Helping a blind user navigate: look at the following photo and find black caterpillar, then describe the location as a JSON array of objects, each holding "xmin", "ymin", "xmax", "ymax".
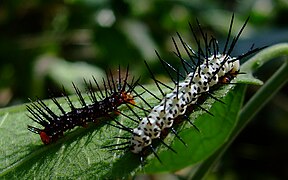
[{"xmin": 27, "ymin": 67, "xmax": 138, "ymax": 144}]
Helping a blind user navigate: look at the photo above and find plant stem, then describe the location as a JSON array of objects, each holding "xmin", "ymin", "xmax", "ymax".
[
  {"xmin": 241, "ymin": 43, "xmax": 288, "ymax": 73},
  {"xmin": 237, "ymin": 60, "xmax": 288, "ymax": 136}
]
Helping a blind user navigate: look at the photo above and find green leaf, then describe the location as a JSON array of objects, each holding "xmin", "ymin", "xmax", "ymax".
[{"xmin": 0, "ymin": 81, "xmax": 249, "ymax": 179}]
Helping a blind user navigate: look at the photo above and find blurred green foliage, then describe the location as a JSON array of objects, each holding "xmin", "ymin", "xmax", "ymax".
[
  {"xmin": 1, "ymin": 0, "xmax": 287, "ymax": 105},
  {"xmin": 0, "ymin": 0, "xmax": 287, "ymax": 179}
]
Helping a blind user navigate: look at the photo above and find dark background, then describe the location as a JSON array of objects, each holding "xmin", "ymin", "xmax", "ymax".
[{"xmin": 0, "ymin": 0, "xmax": 287, "ymax": 179}]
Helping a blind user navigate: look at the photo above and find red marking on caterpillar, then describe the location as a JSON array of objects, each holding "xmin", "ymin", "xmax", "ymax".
[
  {"xmin": 103, "ymin": 14, "xmax": 265, "ymax": 163},
  {"xmin": 27, "ymin": 67, "xmax": 138, "ymax": 145}
]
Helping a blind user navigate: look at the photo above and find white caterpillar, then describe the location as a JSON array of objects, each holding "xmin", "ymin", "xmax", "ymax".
[
  {"xmin": 105, "ymin": 15, "xmax": 263, "ymax": 160},
  {"xmin": 130, "ymin": 55, "xmax": 239, "ymax": 153}
]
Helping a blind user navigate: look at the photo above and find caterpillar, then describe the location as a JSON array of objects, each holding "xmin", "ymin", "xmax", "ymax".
[
  {"xmin": 104, "ymin": 14, "xmax": 264, "ymax": 163},
  {"xmin": 27, "ymin": 67, "xmax": 138, "ymax": 145}
]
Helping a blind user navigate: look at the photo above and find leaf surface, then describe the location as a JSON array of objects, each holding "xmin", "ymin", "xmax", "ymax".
[{"xmin": 0, "ymin": 73, "xmax": 255, "ymax": 179}]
